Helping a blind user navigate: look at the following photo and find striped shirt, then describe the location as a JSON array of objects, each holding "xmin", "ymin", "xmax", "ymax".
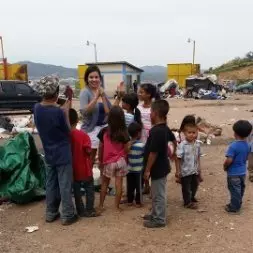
[
  {"xmin": 124, "ymin": 112, "xmax": 134, "ymax": 127},
  {"xmin": 128, "ymin": 140, "xmax": 145, "ymax": 172}
]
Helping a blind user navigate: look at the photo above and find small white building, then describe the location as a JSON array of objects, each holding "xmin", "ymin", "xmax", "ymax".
[{"xmin": 86, "ymin": 61, "xmax": 143, "ymax": 97}]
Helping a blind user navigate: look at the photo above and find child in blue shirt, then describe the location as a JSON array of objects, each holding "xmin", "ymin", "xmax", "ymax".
[
  {"xmin": 34, "ymin": 76, "xmax": 77, "ymax": 225},
  {"xmin": 224, "ymin": 120, "xmax": 252, "ymax": 213}
]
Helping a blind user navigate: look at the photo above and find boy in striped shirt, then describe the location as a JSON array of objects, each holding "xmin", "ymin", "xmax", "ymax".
[{"xmin": 127, "ymin": 122, "xmax": 145, "ymax": 207}]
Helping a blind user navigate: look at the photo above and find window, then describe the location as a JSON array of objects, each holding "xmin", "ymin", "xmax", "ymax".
[
  {"xmin": 1, "ymin": 83, "xmax": 15, "ymax": 93},
  {"xmin": 15, "ymin": 83, "xmax": 32, "ymax": 94}
]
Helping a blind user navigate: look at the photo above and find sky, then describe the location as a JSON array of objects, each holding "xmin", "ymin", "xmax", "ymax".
[{"xmin": 1, "ymin": 0, "xmax": 252, "ymax": 69}]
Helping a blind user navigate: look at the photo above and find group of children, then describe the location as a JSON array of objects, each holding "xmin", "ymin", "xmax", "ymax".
[{"xmin": 34, "ymin": 75, "xmax": 253, "ymax": 228}]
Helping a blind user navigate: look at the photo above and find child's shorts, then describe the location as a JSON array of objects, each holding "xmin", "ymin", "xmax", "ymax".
[{"xmin": 103, "ymin": 157, "xmax": 128, "ymax": 178}]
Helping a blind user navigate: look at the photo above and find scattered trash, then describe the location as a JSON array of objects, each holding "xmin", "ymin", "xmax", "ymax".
[
  {"xmin": 230, "ymin": 227, "xmax": 235, "ymax": 231},
  {"xmin": 0, "ymin": 115, "xmax": 38, "ymax": 139},
  {"xmin": 197, "ymin": 209, "xmax": 208, "ymax": 213},
  {"xmin": 185, "ymin": 234, "xmax": 192, "ymax": 238},
  {"xmin": 207, "ymin": 234, "xmax": 212, "ymax": 238},
  {"xmin": 25, "ymin": 226, "xmax": 39, "ymax": 233},
  {"xmin": 0, "ymin": 208, "xmax": 4, "ymax": 212},
  {"xmin": 200, "ymin": 153, "xmax": 207, "ymax": 157}
]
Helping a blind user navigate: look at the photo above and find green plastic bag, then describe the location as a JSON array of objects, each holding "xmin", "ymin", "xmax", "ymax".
[{"xmin": 0, "ymin": 132, "xmax": 46, "ymax": 204}]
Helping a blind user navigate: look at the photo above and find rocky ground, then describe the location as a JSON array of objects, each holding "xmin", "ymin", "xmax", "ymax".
[{"xmin": 1, "ymin": 95, "xmax": 253, "ymax": 253}]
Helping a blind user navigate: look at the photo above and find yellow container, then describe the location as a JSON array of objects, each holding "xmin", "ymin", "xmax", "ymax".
[
  {"xmin": 78, "ymin": 65, "xmax": 88, "ymax": 89},
  {"xmin": 167, "ymin": 63, "xmax": 200, "ymax": 88},
  {"xmin": 0, "ymin": 64, "xmax": 4, "ymax": 79}
]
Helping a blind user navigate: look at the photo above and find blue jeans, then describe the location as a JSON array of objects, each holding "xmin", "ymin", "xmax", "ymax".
[
  {"xmin": 227, "ymin": 175, "xmax": 246, "ymax": 211},
  {"xmin": 46, "ymin": 164, "xmax": 75, "ymax": 220},
  {"xmin": 73, "ymin": 178, "xmax": 95, "ymax": 215},
  {"xmin": 151, "ymin": 177, "xmax": 167, "ymax": 225}
]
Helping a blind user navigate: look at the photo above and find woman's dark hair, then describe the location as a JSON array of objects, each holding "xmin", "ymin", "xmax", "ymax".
[
  {"xmin": 140, "ymin": 83, "xmax": 160, "ymax": 100},
  {"xmin": 180, "ymin": 115, "xmax": 196, "ymax": 131},
  {"xmin": 122, "ymin": 93, "xmax": 142, "ymax": 126},
  {"xmin": 84, "ymin": 65, "xmax": 102, "ymax": 85},
  {"xmin": 108, "ymin": 106, "xmax": 129, "ymax": 143}
]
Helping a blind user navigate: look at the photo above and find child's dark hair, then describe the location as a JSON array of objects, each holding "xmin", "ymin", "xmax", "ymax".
[
  {"xmin": 180, "ymin": 115, "xmax": 196, "ymax": 131},
  {"xmin": 84, "ymin": 65, "xmax": 102, "ymax": 85},
  {"xmin": 183, "ymin": 123, "xmax": 197, "ymax": 131},
  {"xmin": 233, "ymin": 120, "xmax": 252, "ymax": 138},
  {"xmin": 108, "ymin": 106, "xmax": 129, "ymax": 143},
  {"xmin": 140, "ymin": 83, "xmax": 160, "ymax": 100},
  {"xmin": 69, "ymin": 108, "xmax": 79, "ymax": 126},
  {"xmin": 151, "ymin": 99, "xmax": 169, "ymax": 119},
  {"xmin": 122, "ymin": 93, "xmax": 142, "ymax": 126},
  {"xmin": 128, "ymin": 122, "xmax": 142, "ymax": 138}
]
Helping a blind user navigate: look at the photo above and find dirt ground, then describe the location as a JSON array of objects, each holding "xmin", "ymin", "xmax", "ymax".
[{"xmin": 1, "ymin": 95, "xmax": 253, "ymax": 253}]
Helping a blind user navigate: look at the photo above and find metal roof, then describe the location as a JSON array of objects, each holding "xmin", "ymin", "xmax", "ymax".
[{"xmin": 85, "ymin": 61, "xmax": 144, "ymax": 73}]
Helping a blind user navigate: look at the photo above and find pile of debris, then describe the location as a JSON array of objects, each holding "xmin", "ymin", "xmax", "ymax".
[
  {"xmin": 0, "ymin": 115, "xmax": 37, "ymax": 139},
  {"xmin": 196, "ymin": 117, "xmax": 222, "ymax": 144},
  {"xmin": 184, "ymin": 75, "xmax": 227, "ymax": 100}
]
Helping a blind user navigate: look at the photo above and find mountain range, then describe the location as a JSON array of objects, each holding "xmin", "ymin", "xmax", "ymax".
[{"xmin": 17, "ymin": 61, "xmax": 167, "ymax": 82}]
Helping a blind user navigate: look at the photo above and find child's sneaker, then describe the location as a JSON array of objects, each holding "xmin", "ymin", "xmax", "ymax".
[{"xmin": 143, "ymin": 220, "xmax": 165, "ymax": 228}]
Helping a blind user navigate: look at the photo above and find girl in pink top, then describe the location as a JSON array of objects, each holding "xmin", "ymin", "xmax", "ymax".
[
  {"xmin": 97, "ymin": 106, "xmax": 130, "ymax": 211},
  {"xmin": 137, "ymin": 83, "xmax": 160, "ymax": 194}
]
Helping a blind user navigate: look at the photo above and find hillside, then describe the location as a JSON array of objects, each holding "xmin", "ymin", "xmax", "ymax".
[
  {"xmin": 217, "ymin": 65, "xmax": 253, "ymax": 82},
  {"xmin": 17, "ymin": 61, "xmax": 77, "ymax": 79},
  {"xmin": 15, "ymin": 61, "xmax": 166, "ymax": 82},
  {"xmin": 208, "ymin": 51, "xmax": 253, "ymax": 81},
  {"xmin": 141, "ymin": 65, "xmax": 166, "ymax": 82}
]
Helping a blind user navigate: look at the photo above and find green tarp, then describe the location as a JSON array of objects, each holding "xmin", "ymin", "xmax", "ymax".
[{"xmin": 0, "ymin": 132, "xmax": 46, "ymax": 204}]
